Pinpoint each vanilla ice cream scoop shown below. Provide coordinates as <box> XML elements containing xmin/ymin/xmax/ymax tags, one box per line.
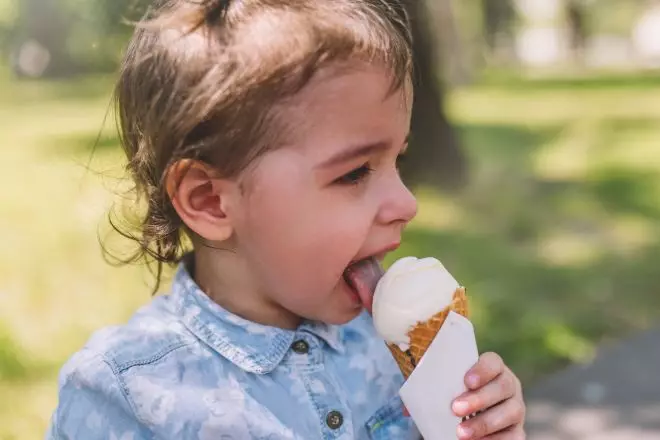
<box><xmin>372</xmin><ymin>257</ymin><xmax>460</xmax><ymax>351</ymax></box>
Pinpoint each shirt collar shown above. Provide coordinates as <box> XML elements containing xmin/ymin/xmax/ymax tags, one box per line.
<box><xmin>169</xmin><ymin>260</ymin><xmax>344</xmax><ymax>374</ymax></box>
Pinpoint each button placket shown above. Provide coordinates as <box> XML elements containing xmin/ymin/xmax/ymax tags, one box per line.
<box><xmin>289</xmin><ymin>333</ymin><xmax>352</xmax><ymax>436</ymax></box>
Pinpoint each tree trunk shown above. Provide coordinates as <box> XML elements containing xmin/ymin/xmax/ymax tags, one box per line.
<box><xmin>481</xmin><ymin>0</ymin><xmax>516</xmax><ymax>63</ymax></box>
<box><xmin>566</xmin><ymin>0</ymin><xmax>587</xmax><ymax>62</ymax></box>
<box><xmin>401</xmin><ymin>0</ymin><xmax>468</xmax><ymax>191</ymax></box>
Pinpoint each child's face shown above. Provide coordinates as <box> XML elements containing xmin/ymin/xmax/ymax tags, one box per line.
<box><xmin>232</xmin><ymin>63</ymin><xmax>416</xmax><ymax>326</ymax></box>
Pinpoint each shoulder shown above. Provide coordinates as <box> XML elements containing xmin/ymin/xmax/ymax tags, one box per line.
<box><xmin>52</xmin><ymin>296</ymin><xmax>197</xmax><ymax>415</ymax></box>
<box><xmin>78</xmin><ymin>296</ymin><xmax>197</xmax><ymax>374</ymax></box>
<box><xmin>52</xmin><ymin>296</ymin><xmax>244</xmax><ymax>435</ymax></box>
<box><xmin>56</xmin><ymin>295</ymin><xmax>195</xmax><ymax>394</ymax></box>
<box><xmin>50</xmin><ymin>347</ymin><xmax>152</xmax><ymax>439</ymax></box>
<box><xmin>51</xmin><ymin>344</ymin><xmax>246</xmax><ymax>439</ymax></box>
<box><xmin>54</xmin><ymin>294</ymin><xmax>209</xmax><ymax>421</ymax></box>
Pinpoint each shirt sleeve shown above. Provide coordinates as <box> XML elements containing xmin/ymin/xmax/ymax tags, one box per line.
<box><xmin>46</xmin><ymin>349</ymin><xmax>152</xmax><ymax>440</ymax></box>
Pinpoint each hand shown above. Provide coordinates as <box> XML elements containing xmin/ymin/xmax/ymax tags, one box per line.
<box><xmin>451</xmin><ymin>352</ymin><xmax>526</xmax><ymax>439</ymax></box>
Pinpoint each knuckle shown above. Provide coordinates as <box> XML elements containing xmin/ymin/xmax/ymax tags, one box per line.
<box><xmin>471</xmin><ymin>417</ymin><xmax>490</xmax><ymax>437</ymax></box>
<box><xmin>500</xmin><ymin>374</ymin><xmax>515</xmax><ymax>394</ymax></box>
<box><xmin>470</xmin><ymin>394</ymin><xmax>483</xmax><ymax>411</ymax></box>
<box><xmin>484</xmin><ymin>351</ymin><xmax>503</xmax><ymax>364</ymax></box>
<box><xmin>512</xmin><ymin>400</ymin><xmax>526</xmax><ymax>421</ymax></box>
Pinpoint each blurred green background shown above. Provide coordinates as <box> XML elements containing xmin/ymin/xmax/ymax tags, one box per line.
<box><xmin>1</xmin><ymin>0</ymin><xmax>660</xmax><ymax>438</ymax></box>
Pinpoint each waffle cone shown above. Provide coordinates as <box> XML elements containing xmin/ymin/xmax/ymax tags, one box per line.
<box><xmin>387</xmin><ymin>287</ymin><xmax>469</xmax><ymax>379</ymax></box>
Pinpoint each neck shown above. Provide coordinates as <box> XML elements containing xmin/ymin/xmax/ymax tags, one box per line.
<box><xmin>192</xmin><ymin>246</ymin><xmax>302</xmax><ymax>330</ymax></box>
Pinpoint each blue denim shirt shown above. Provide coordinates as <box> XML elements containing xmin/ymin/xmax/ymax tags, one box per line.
<box><xmin>46</xmin><ymin>261</ymin><xmax>419</xmax><ymax>439</ymax></box>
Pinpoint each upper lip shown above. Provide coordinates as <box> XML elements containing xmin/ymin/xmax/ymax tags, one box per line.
<box><xmin>349</xmin><ymin>241</ymin><xmax>401</xmax><ymax>265</ymax></box>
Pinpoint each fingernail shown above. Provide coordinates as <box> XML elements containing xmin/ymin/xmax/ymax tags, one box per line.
<box><xmin>457</xmin><ymin>424</ymin><xmax>473</xmax><ymax>439</ymax></box>
<box><xmin>452</xmin><ymin>400</ymin><xmax>470</xmax><ymax>415</ymax></box>
<box><xmin>467</xmin><ymin>374</ymin><xmax>479</xmax><ymax>388</ymax></box>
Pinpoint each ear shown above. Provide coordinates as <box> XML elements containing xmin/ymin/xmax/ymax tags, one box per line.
<box><xmin>166</xmin><ymin>159</ymin><xmax>236</xmax><ymax>242</ymax></box>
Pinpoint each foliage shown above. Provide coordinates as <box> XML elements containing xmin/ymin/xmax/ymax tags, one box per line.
<box><xmin>1</xmin><ymin>64</ymin><xmax>660</xmax><ymax>438</ymax></box>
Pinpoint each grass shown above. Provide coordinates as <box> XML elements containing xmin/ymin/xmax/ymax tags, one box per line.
<box><xmin>1</xmin><ymin>67</ymin><xmax>660</xmax><ymax>438</ymax></box>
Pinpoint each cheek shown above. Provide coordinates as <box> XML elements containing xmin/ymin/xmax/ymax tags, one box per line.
<box><xmin>235</xmin><ymin>154</ymin><xmax>377</xmax><ymax>299</ymax></box>
<box><xmin>240</xmin><ymin>188</ymin><xmax>370</xmax><ymax>298</ymax></box>
<box><xmin>246</xmin><ymin>198</ymin><xmax>350</xmax><ymax>283</ymax></box>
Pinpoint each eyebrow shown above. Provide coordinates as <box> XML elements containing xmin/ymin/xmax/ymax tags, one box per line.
<box><xmin>318</xmin><ymin>134</ymin><xmax>410</xmax><ymax>169</ymax></box>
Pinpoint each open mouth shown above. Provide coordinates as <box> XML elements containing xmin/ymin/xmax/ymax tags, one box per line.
<box><xmin>343</xmin><ymin>269</ymin><xmax>361</xmax><ymax>302</ymax></box>
<box><xmin>342</xmin><ymin>257</ymin><xmax>384</xmax><ymax>313</ymax></box>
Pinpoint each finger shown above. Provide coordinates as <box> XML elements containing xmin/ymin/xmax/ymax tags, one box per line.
<box><xmin>483</xmin><ymin>426</ymin><xmax>526</xmax><ymax>440</ymax></box>
<box><xmin>465</xmin><ymin>352</ymin><xmax>505</xmax><ymax>390</ymax></box>
<box><xmin>453</xmin><ymin>371</ymin><xmax>518</xmax><ymax>417</ymax></box>
<box><xmin>402</xmin><ymin>405</ymin><xmax>410</xmax><ymax>417</ymax></box>
<box><xmin>456</xmin><ymin>398</ymin><xmax>525</xmax><ymax>440</ymax></box>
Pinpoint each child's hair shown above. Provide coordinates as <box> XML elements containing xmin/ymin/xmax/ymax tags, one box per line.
<box><xmin>111</xmin><ymin>0</ymin><xmax>413</xmax><ymax>291</ymax></box>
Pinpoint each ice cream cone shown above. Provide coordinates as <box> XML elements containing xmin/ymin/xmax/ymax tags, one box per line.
<box><xmin>387</xmin><ymin>287</ymin><xmax>469</xmax><ymax>379</ymax></box>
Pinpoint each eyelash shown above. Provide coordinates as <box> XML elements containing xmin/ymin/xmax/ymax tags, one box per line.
<box><xmin>336</xmin><ymin>164</ymin><xmax>374</xmax><ymax>185</ymax></box>
<box><xmin>335</xmin><ymin>154</ymin><xmax>407</xmax><ymax>186</ymax></box>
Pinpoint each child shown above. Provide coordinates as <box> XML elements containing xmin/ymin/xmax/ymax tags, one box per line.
<box><xmin>47</xmin><ymin>0</ymin><xmax>526</xmax><ymax>439</ymax></box>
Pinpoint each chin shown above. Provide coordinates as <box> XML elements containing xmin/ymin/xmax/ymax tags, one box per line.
<box><xmin>320</xmin><ymin>307</ymin><xmax>363</xmax><ymax>326</ymax></box>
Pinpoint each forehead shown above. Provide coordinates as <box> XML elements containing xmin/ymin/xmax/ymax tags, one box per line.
<box><xmin>276</xmin><ymin>63</ymin><xmax>413</xmax><ymax>153</ymax></box>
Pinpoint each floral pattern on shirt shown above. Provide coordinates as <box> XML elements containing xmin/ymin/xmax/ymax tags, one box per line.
<box><xmin>46</xmin><ymin>260</ymin><xmax>420</xmax><ymax>440</ymax></box>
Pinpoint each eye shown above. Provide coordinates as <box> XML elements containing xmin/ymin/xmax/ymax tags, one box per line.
<box><xmin>335</xmin><ymin>164</ymin><xmax>374</xmax><ymax>185</ymax></box>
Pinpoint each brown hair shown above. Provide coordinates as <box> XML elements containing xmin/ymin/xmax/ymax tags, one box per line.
<box><xmin>110</xmin><ymin>0</ymin><xmax>413</xmax><ymax>292</ymax></box>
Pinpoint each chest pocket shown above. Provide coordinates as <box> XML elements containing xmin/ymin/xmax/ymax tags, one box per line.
<box><xmin>365</xmin><ymin>395</ymin><xmax>420</xmax><ymax>440</ymax></box>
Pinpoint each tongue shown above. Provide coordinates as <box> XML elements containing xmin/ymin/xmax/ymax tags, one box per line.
<box><xmin>345</xmin><ymin>258</ymin><xmax>384</xmax><ymax>314</ymax></box>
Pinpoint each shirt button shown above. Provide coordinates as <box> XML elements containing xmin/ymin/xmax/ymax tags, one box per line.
<box><xmin>291</xmin><ymin>340</ymin><xmax>309</xmax><ymax>354</ymax></box>
<box><xmin>326</xmin><ymin>410</ymin><xmax>343</xmax><ymax>430</ymax></box>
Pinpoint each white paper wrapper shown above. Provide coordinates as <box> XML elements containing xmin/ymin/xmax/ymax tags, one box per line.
<box><xmin>399</xmin><ymin>311</ymin><xmax>479</xmax><ymax>440</ymax></box>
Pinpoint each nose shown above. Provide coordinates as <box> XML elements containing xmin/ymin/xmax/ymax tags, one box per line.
<box><xmin>375</xmin><ymin>174</ymin><xmax>418</xmax><ymax>226</ymax></box>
